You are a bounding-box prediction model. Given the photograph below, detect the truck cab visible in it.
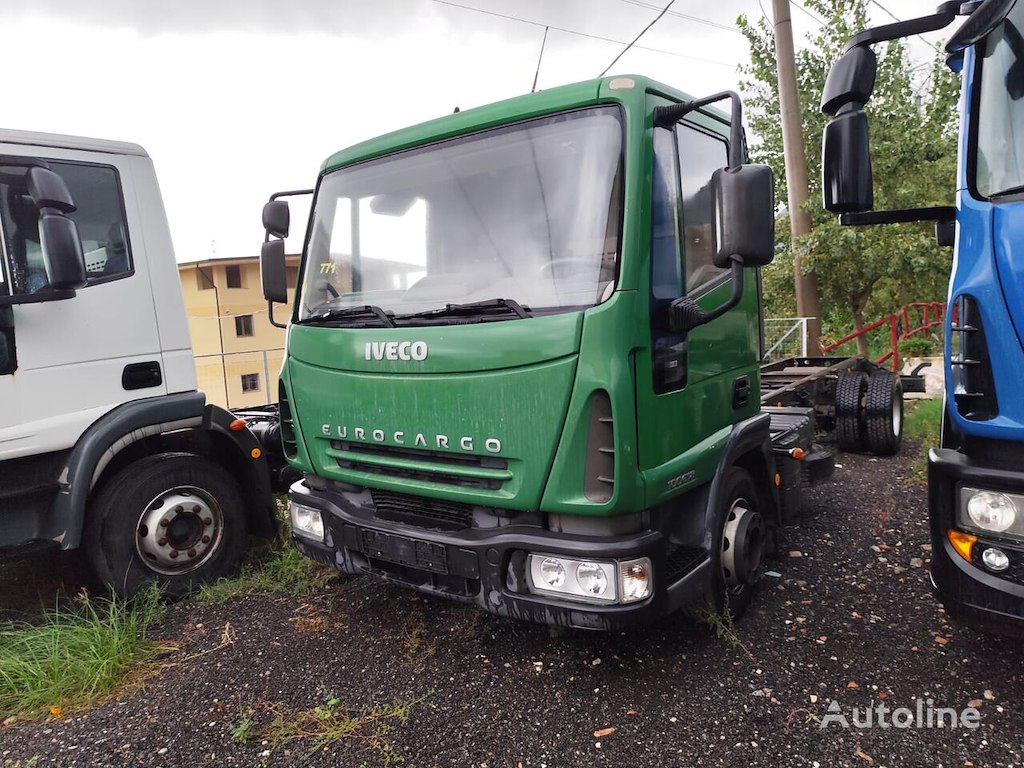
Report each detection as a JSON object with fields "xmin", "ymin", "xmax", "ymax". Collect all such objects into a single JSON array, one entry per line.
[
  {"xmin": 265, "ymin": 76, "xmax": 806, "ymax": 630},
  {"xmin": 0, "ymin": 130, "xmax": 275, "ymax": 597},
  {"xmin": 821, "ymin": 0, "xmax": 1024, "ymax": 633}
]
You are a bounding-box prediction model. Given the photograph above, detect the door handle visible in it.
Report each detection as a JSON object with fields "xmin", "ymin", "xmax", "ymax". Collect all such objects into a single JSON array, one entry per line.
[{"xmin": 122, "ymin": 361, "xmax": 162, "ymax": 390}]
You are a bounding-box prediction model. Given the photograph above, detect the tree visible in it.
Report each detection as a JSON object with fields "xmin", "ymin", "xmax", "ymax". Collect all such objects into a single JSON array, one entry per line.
[{"xmin": 738, "ymin": 0, "xmax": 959, "ymax": 355}]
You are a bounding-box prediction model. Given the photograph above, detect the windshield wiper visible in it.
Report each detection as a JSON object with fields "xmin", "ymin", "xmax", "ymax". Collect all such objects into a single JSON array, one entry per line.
[
  {"xmin": 303, "ymin": 304, "xmax": 396, "ymax": 328},
  {"xmin": 395, "ymin": 298, "xmax": 531, "ymax": 322}
]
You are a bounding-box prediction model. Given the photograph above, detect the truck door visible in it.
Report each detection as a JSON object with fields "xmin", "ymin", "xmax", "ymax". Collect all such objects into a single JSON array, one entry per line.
[
  {"xmin": 0, "ymin": 151, "xmax": 166, "ymax": 461},
  {"xmin": 636, "ymin": 118, "xmax": 761, "ymax": 474}
]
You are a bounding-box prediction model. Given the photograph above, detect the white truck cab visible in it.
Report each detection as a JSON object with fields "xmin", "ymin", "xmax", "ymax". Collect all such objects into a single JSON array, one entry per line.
[{"xmin": 0, "ymin": 130, "xmax": 277, "ymax": 597}]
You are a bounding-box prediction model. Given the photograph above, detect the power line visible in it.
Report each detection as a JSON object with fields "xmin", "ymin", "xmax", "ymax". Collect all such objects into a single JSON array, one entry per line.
[
  {"xmin": 616, "ymin": 0, "xmax": 741, "ymax": 35},
  {"xmin": 600, "ymin": 0, "xmax": 678, "ymax": 77},
  {"xmin": 788, "ymin": 0, "xmax": 824, "ymax": 27},
  {"xmin": 431, "ymin": 0, "xmax": 734, "ymax": 68}
]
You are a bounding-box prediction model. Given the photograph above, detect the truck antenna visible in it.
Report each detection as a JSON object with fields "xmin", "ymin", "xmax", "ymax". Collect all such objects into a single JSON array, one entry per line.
[
  {"xmin": 599, "ymin": 0, "xmax": 676, "ymax": 77},
  {"xmin": 531, "ymin": 26, "xmax": 550, "ymax": 93}
]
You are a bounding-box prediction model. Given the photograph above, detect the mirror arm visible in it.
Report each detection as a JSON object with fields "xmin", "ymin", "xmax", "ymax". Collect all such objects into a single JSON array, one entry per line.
[
  {"xmin": 845, "ymin": 1, "xmax": 960, "ymax": 51},
  {"xmin": 267, "ymin": 300, "xmax": 287, "ymax": 330},
  {"xmin": 654, "ymin": 91, "xmax": 745, "ymax": 168},
  {"xmin": 669, "ymin": 258, "xmax": 745, "ymax": 334}
]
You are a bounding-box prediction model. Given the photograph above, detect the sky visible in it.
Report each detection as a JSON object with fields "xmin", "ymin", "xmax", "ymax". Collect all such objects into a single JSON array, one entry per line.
[{"xmin": 0, "ymin": 0, "xmax": 948, "ymax": 261}]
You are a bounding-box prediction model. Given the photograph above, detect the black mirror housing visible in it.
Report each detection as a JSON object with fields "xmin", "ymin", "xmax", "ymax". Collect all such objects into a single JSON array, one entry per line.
[
  {"xmin": 39, "ymin": 212, "xmax": 86, "ymax": 289},
  {"xmin": 262, "ymin": 200, "xmax": 290, "ymax": 239},
  {"xmin": 711, "ymin": 164, "xmax": 775, "ymax": 268},
  {"xmin": 822, "ymin": 109, "xmax": 873, "ymax": 213},
  {"xmin": 27, "ymin": 167, "xmax": 76, "ymax": 214},
  {"xmin": 821, "ymin": 46, "xmax": 877, "ymax": 117},
  {"xmin": 261, "ymin": 238, "xmax": 288, "ymax": 304}
]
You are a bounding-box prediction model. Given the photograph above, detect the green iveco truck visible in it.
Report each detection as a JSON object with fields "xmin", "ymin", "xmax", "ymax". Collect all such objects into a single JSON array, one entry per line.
[{"xmin": 258, "ymin": 75, "xmax": 859, "ymax": 630}]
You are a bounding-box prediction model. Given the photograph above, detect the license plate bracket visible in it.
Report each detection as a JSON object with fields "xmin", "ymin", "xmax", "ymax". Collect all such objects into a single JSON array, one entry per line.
[{"xmin": 360, "ymin": 530, "xmax": 449, "ymax": 575}]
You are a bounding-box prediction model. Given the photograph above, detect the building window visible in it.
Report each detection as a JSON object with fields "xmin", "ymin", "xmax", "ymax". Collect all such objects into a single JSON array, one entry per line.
[
  {"xmin": 234, "ymin": 314, "xmax": 254, "ymax": 337},
  {"xmin": 196, "ymin": 267, "xmax": 214, "ymax": 291},
  {"xmin": 225, "ymin": 264, "xmax": 242, "ymax": 288},
  {"xmin": 286, "ymin": 266, "xmax": 298, "ymax": 289},
  {"xmin": 241, "ymin": 373, "xmax": 260, "ymax": 392}
]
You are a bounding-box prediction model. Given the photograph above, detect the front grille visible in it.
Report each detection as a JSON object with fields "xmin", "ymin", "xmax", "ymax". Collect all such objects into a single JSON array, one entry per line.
[
  {"xmin": 371, "ymin": 489, "xmax": 475, "ymax": 530},
  {"xmin": 950, "ymin": 295, "xmax": 998, "ymax": 421},
  {"xmin": 278, "ymin": 382, "xmax": 298, "ymax": 459},
  {"xmin": 329, "ymin": 441, "xmax": 510, "ymax": 490}
]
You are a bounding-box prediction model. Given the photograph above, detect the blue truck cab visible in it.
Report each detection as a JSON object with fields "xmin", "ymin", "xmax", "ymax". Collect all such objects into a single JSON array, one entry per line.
[{"xmin": 821, "ymin": 0, "xmax": 1024, "ymax": 634}]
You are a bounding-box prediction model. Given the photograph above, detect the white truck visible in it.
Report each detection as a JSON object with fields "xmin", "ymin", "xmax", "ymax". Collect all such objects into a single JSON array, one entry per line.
[{"xmin": 0, "ymin": 130, "xmax": 287, "ymax": 597}]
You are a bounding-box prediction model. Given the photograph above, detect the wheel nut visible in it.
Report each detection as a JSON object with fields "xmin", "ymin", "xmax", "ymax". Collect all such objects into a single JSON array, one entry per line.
[
  {"xmin": 203, "ymin": 517, "xmax": 212, "ymax": 526},
  {"xmin": 174, "ymin": 505, "xmax": 183, "ymax": 513},
  {"xmin": 188, "ymin": 549, "xmax": 197, "ymax": 558},
  {"xmin": 160, "ymin": 519, "xmax": 170, "ymax": 528},
  {"xmin": 158, "ymin": 537, "xmax": 168, "ymax": 547},
  {"xmin": 192, "ymin": 505, "xmax": 201, "ymax": 514},
  {"xmin": 201, "ymin": 535, "xmax": 211, "ymax": 544},
  {"xmin": 169, "ymin": 550, "xmax": 179, "ymax": 559}
]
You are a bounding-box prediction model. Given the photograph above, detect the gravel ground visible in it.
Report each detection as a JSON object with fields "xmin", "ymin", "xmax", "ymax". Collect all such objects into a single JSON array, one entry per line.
[{"xmin": 3, "ymin": 442, "xmax": 1024, "ymax": 768}]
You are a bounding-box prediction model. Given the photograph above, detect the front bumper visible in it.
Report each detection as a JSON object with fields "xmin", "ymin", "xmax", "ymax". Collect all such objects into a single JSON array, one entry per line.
[
  {"xmin": 928, "ymin": 447, "xmax": 1024, "ymax": 636},
  {"xmin": 289, "ymin": 482, "xmax": 712, "ymax": 630}
]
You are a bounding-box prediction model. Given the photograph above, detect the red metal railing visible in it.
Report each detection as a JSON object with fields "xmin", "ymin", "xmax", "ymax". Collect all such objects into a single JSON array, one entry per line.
[{"xmin": 821, "ymin": 301, "xmax": 945, "ymax": 372}]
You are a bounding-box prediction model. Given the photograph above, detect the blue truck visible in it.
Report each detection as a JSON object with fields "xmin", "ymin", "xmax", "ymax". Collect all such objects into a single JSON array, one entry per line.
[{"xmin": 821, "ymin": 0, "xmax": 1024, "ymax": 634}]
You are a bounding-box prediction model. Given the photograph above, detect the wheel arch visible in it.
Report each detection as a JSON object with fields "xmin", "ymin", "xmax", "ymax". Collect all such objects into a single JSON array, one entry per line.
[{"xmin": 58, "ymin": 394, "xmax": 276, "ymax": 549}]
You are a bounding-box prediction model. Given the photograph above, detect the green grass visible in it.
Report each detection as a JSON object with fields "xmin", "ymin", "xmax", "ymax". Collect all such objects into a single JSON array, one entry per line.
[
  {"xmin": 196, "ymin": 544, "xmax": 334, "ymax": 605},
  {"xmin": 903, "ymin": 397, "xmax": 943, "ymax": 478},
  {"xmin": 235, "ymin": 693, "xmax": 421, "ymax": 762},
  {"xmin": 0, "ymin": 588, "xmax": 166, "ymax": 719}
]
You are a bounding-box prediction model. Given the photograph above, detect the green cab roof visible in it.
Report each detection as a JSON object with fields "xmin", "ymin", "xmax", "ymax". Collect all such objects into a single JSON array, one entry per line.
[{"xmin": 319, "ymin": 74, "xmax": 729, "ymax": 174}]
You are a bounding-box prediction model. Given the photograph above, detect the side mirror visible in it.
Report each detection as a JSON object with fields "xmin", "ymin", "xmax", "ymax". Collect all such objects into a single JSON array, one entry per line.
[
  {"xmin": 822, "ymin": 109, "xmax": 873, "ymax": 213},
  {"xmin": 711, "ymin": 164, "xmax": 775, "ymax": 268},
  {"xmin": 39, "ymin": 213, "xmax": 86, "ymax": 289},
  {"xmin": 261, "ymin": 238, "xmax": 287, "ymax": 305},
  {"xmin": 262, "ymin": 200, "xmax": 290, "ymax": 239},
  {"xmin": 820, "ymin": 46, "xmax": 877, "ymax": 117}
]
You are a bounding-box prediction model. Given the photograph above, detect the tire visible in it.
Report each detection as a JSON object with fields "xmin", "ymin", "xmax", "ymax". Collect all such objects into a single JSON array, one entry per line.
[
  {"xmin": 864, "ymin": 371, "xmax": 904, "ymax": 456},
  {"xmin": 835, "ymin": 371, "xmax": 868, "ymax": 453},
  {"xmin": 84, "ymin": 453, "xmax": 248, "ymax": 599},
  {"xmin": 704, "ymin": 467, "xmax": 766, "ymax": 619}
]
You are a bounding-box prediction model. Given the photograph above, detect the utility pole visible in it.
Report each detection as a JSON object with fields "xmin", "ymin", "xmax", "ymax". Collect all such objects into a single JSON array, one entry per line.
[{"xmin": 772, "ymin": 0, "xmax": 823, "ymax": 354}]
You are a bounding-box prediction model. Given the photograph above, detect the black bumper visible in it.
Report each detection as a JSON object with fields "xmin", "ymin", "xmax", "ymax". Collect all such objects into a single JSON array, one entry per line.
[
  {"xmin": 288, "ymin": 482, "xmax": 712, "ymax": 631},
  {"xmin": 928, "ymin": 447, "xmax": 1024, "ymax": 636}
]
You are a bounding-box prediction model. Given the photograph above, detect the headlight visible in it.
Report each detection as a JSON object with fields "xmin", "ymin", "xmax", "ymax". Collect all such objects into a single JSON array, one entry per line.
[
  {"xmin": 526, "ymin": 554, "xmax": 653, "ymax": 605},
  {"xmin": 958, "ymin": 487, "xmax": 1024, "ymax": 541},
  {"xmin": 290, "ymin": 501, "xmax": 325, "ymax": 541}
]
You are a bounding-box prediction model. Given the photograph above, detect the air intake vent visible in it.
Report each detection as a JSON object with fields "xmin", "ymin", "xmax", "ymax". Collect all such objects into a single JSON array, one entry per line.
[
  {"xmin": 278, "ymin": 381, "xmax": 298, "ymax": 458},
  {"xmin": 584, "ymin": 390, "xmax": 615, "ymax": 503},
  {"xmin": 950, "ymin": 295, "xmax": 998, "ymax": 421},
  {"xmin": 371, "ymin": 489, "xmax": 474, "ymax": 530}
]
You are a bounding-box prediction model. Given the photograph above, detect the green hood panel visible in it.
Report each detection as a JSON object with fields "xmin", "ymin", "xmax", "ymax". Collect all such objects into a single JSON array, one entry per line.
[
  {"xmin": 288, "ymin": 312, "xmax": 582, "ymax": 374},
  {"xmin": 289, "ymin": 350, "xmax": 579, "ymax": 510}
]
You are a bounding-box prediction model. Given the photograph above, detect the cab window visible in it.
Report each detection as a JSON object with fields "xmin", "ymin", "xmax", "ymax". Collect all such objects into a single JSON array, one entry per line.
[{"xmin": 0, "ymin": 160, "xmax": 131, "ymax": 295}]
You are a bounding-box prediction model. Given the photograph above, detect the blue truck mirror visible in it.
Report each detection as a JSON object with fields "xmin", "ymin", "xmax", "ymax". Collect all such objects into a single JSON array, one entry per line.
[{"xmin": 822, "ymin": 109, "xmax": 874, "ymax": 214}]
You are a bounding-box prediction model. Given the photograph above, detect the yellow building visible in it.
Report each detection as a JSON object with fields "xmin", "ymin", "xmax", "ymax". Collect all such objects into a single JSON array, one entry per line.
[{"xmin": 177, "ymin": 255, "xmax": 300, "ymax": 409}]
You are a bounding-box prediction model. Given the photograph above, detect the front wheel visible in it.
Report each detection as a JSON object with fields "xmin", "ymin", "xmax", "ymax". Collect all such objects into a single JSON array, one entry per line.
[
  {"xmin": 85, "ymin": 453, "xmax": 248, "ymax": 599},
  {"xmin": 704, "ymin": 467, "xmax": 766, "ymax": 619}
]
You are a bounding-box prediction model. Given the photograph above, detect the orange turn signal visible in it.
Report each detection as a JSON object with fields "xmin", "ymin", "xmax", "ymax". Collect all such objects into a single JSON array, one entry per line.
[
  {"xmin": 774, "ymin": 473, "xmax": 781, "ymax": 487},
  {"xmin": 947, "ymin": 529, "xmax": 977, "ymax": 563},
  {"xmin": 250, "ymin": 447, "xmax": 262, "ymax": 459},
  {"xmin": 229, "ymin": 418, "xmax": 247, "ymax": 432},
  {"xmin": 789, "ymin": 447, "xmax": 806, "ymax": 460}
]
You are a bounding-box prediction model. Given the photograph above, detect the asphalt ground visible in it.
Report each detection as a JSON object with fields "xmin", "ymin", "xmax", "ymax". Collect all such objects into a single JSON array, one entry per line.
[{"xmin": 2, "ymin": 441, "xmax": 1024, "ymax": 768}]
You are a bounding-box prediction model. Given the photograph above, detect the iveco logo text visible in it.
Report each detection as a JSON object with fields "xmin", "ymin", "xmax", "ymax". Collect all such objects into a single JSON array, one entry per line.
[
  {"xmin": 364, "ymin": 341, "xmax": 428, "ymax": 361},
  {"xmin": 323, "ymin": 424, "xmax": 502, "ymax": 454}
]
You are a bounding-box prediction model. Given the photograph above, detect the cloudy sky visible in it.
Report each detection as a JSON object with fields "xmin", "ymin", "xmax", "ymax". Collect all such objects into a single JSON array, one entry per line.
[{"xmin": 2, "ymin": 0, "xmax": 946, "ymax": 260}]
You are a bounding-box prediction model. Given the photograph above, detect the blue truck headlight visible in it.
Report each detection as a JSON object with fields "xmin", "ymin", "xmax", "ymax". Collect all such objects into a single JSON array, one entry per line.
[
  {"xmin": 526, "ymin": 554, "xmax": 653, "ymax": 605},
  {"xmin": 290, "ymin": 501, "xmax": 325, "ymax": 542},
  {"xmin": 959, "ymin": 487, "xmax": 1023, "ymax": 540}
]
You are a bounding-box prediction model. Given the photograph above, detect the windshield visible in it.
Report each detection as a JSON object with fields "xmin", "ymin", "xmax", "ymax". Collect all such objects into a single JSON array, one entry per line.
[
  {"xmin": 298, "ymin": 106, "xmax": 623, "ymax": 324},
  {"xmin": 975, "ymin": 0, "xmax": 1024, "ymax": 197}
]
